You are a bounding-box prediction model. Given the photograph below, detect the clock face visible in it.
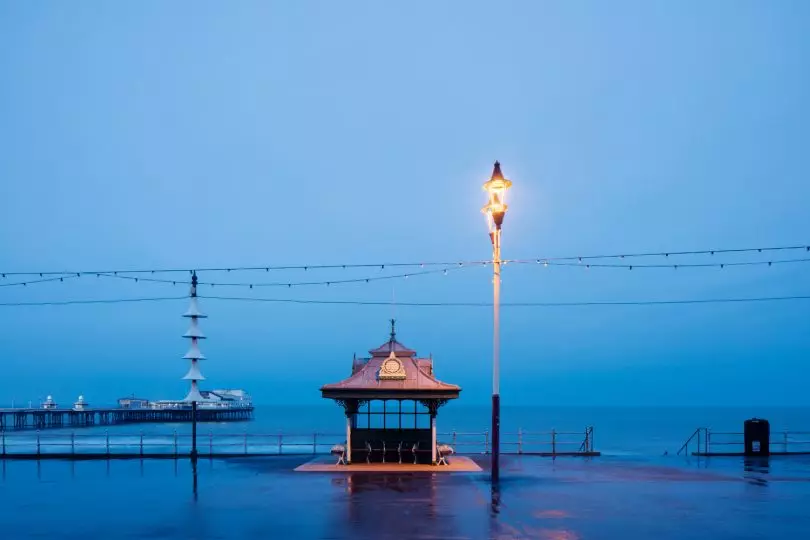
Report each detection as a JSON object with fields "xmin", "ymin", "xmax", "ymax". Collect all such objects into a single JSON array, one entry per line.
[{"xmin": 383, "ymin": 358, "xmax": 401, "ymax": 374}]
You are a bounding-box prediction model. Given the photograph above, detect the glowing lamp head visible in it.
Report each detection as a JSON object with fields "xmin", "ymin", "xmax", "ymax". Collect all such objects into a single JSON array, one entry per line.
[{"xmin": 482, "ymin": 161, "xmax": 512, "ymax": 232}]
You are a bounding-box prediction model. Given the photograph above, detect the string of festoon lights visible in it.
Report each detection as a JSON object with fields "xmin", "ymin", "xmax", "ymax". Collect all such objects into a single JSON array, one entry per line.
[
  {"xmin": 2, "ymin": 294, "xmax": 810, "ymax": 308},
  {"xmin": 0, "ymin": 243, "xmax": 808, "ymax": 289}
]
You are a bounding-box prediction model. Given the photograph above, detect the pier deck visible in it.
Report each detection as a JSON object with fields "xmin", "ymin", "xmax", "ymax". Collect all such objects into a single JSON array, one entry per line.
[{"xmin": 0, "ymin": 407, "xmax": 253, "ymax": 431}]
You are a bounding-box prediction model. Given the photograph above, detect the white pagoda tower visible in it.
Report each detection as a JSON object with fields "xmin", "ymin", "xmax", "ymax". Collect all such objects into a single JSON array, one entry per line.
[{"xmin": 182, "ymin": 271, "xmax": 206, "ymax": 403}]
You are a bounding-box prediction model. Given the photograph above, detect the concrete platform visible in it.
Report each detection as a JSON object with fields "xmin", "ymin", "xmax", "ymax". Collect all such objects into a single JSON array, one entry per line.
[{"xmin": 295, "ymin": 455, "xmax": 482, "ymax": 473}]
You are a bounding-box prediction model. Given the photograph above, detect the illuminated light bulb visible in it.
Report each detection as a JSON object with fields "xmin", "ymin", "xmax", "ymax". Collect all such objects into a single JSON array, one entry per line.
[{"xmin": 482, "ymin": 161, "xmax": 512, "ymax": 232}]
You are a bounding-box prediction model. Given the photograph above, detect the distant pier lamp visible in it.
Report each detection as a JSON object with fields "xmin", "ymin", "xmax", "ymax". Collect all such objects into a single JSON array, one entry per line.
[{"xmin": 481, "ymin": 161, "xmax": 512, "ymax": 483}]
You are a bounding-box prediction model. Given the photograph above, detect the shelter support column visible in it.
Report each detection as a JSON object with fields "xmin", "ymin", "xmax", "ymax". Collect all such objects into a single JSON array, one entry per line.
[
  {"xmin": 346, "ymin": 414, "xmax": 352, "ymax": 464},
  {"xmin": 341, "ymin": 399, "xmax": 359, "ymax": 464},
  {"xmin": 431, "ymin": 413, "xmax": 437, "ymax": 464}
]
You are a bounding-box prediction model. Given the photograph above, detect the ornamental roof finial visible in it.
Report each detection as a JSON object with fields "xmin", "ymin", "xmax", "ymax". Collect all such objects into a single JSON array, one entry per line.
[{"xmin": 491, "ymin": 160, "xmax": 504, "ymax": 181}]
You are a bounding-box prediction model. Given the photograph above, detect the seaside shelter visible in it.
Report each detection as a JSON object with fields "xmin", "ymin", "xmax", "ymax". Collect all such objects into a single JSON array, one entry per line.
[{"xmin": 321, "ymin": 321, "xmax": 460, "ymax": 465}]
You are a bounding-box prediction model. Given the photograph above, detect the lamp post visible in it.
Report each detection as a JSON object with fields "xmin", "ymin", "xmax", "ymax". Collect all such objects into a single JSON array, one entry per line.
[{"xmin": 482, "ymin": 161, "xmax": 512, "ymax": 483}]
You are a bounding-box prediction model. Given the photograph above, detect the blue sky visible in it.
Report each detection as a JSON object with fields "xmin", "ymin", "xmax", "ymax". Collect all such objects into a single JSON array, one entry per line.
[{"xmin": 0, "ymin": 1, "xmax": 808, "ymax": 406}]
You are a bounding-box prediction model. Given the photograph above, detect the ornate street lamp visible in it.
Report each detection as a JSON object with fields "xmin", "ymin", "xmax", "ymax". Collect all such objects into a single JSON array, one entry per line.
[{"xmin": 482, "ymin": 161, "xmax": 512, "ymax": 483}]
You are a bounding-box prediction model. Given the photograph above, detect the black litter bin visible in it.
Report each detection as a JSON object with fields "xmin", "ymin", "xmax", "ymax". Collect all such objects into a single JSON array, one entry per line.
[{"xmin": 744, "ymin": 418, "xmax": 770, "ymax": 456}]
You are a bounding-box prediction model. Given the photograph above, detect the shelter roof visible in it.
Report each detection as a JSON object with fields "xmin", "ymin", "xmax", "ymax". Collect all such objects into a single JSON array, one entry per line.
[{"xmin": 321, "ymin": 321, "xmax": 460, "ymax": 400}]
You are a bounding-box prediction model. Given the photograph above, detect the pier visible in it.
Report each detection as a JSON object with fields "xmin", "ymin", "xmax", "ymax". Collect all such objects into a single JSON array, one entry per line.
[{"xmin": 0, "ymin": 406, "xmax": 253, "ymax": 431}]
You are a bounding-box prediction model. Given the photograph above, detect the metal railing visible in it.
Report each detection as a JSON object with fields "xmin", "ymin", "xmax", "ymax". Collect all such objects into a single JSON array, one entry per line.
[
  {"xmin": 442, "ymin": 427, "xmax": 594, "ymax": 455},
  {"xmin": 0, "ymin": 430, "xmax": 344, "ymax": 457},
  {"xmin": 677, "ymin": 428, "xmax": 810, "ymax": 456},
  {"xmin": 0, "ymin": 426, "xmax": 596, "ymax": 458}
]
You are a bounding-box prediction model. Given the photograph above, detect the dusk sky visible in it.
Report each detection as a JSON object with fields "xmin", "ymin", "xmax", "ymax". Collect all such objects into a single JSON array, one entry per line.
[{"xmin": 1, "ymin": 1, "xmax": 808, "ymax": 406}]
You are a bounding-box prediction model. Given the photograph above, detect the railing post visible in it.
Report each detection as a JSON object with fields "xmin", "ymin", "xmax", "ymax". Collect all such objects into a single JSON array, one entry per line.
[
  {"xmin": 697, "ymin": 429, "xmax": 701, "ymax": 455},
  {"xmin": 313, "ymin": 432, "xmax": 317, "ymax": 454},
  {"xmin": 106, "ymin": 430, "xmax": 109, "ymax": 455},
  {"xmin": 139, "ymin": 431, "xmax": 143, "ymax": 456},
  {"xmin": 590, "ymin": 427, "xmax": 594, "ymax": 452},
  {"xmin": 173, "ymin": 430, "xmax": 178, "ymax": 457},
  {"xmin": 244, "ymin": 432, "xmax": 248, "ymax": 455},
  {"xmin": 209, "ymin": 431, "xmax": 213, "ymax": 455},
  {"xmin": 518, "ymin": 428, "xmax": 523, "ymax": 454},
  {"xmin": 706, "ymin": 429, "xmax": 711, "ymax": 454},
  {"xmin": 452, "ymin": 430, "xmax": 457, "ymax": 448},
  {"xmin": 71, "ymin": 432, "xmax": 75, "ymax": 455},
  {"xmin": 278, "ymin": 432, "xmax": 283, "ymax": 455},
  {"xmin": 37, "ymin": 430, "xmax": 40, "ymax": 456},
  {"xmin": 1, "ymin": 430, "xmax": 5, "ymax": 456},
  {"xmin": 552, "ymin": 429, "xmax": 556, "ymax": 455},
  {"xmin": 484, "ymin": 430, "xmax": 489, "ymax": 454}
]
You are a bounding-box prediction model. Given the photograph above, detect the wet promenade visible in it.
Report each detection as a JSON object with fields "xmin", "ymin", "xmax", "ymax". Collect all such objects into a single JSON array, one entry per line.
[{"xmin": 1, "ymin": 455, "xmax": 808, "ymax": 539}]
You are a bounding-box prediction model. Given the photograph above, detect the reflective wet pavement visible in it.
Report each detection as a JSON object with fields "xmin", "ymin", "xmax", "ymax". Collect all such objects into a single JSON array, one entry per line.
[{"xmin": 1, "ymin": 455, "xmax": 808, "ymax": 539}]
